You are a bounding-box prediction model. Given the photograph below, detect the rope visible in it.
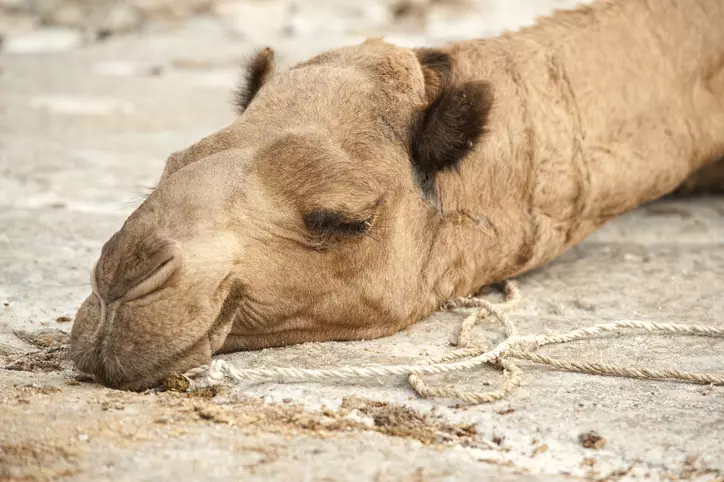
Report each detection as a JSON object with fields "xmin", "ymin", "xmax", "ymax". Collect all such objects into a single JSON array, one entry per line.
[{"xmin": 183, "ymin": 281, "xmax": 724, "ymax": 403}]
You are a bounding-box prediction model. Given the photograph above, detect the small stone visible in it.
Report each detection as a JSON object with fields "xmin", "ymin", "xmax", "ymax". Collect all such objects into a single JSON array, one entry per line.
[
  {"xmin": 56, "ymin": 316, "xmax": 72, "ymax": 323},
  {"xmin": 4, "ymin": 28, "xmax": 82, "ymax": 54},
  {"xmin": 579, "ymin": 431, "xmax": 606, "ymax": 449},
  {"xmin": 532, "ymin": 443, "xmax": 549, "ymax": 456},
  {"xmin": 101, "ymin": 401, "xmax": 125, "ymax": 411},
  {"xmin": 195, "ymin": 404, "xmax": 233, "ymax": 424},
  {"xmin": 495, "ymin": 408, "xmax": 515, "ymax": 415},
  {"xmin": 73, "ymin": 372, "xmax": 95, "ymax": 383},
  {"xmin": 78, "ymin": 433, "xmax": 89, "ymax": 441}
]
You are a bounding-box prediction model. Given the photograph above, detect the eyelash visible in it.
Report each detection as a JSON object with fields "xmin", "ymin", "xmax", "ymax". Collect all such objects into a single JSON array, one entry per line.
[{"xmin": 303, "ymin": 211, "xmax": 371, "ymax": 238}]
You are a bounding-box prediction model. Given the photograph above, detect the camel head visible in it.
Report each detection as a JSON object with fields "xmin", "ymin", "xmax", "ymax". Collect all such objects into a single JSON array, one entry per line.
[{"xmin": 70, "ymin": 39, "xmax": 496, "ymax": 390}]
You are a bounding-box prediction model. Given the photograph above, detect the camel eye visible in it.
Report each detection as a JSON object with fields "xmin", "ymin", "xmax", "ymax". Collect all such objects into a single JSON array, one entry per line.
[{"xmin": 303, "ymin": 210, "xmax": 370, "ymax": 237}]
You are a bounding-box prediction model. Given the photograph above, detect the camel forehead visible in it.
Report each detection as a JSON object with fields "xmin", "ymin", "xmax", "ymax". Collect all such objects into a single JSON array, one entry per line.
[
  {"xmin": 251, "ymin": 131, "xmax": 385, "ymax": 195},
  {"xmin": 214, "ymin": 66, "xmax": 408, "ymax": 163},
  {"xmin": 244, "ymin": 65, "xmax": 380, "ymax": 121}
]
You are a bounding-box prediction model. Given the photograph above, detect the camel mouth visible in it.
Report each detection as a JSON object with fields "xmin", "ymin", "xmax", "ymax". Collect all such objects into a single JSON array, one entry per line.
[
  {"xmin": 71, "ymin": 273, "xmax": 241, "ymax": 391},
  {"xmin": 110, "ymin": 336, "xmax": 212, "ymax": 391},
  {"xmin": 72, "ymin": 328, "xmax": 213, "ymax": 392}
]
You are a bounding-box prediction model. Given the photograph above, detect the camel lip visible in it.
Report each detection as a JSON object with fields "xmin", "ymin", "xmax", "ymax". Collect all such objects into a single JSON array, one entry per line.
[
  {"xmin": 79, "ymin": 348, "xmax": 210, "ymax": 392},
  {"xmin": 70, "ymin": 314, "xmax": 214, "ymax": 391},
  {"xmin": 71, "ymin": 267, "xmax": 239, "ymax": 392},
  {"xmin": 79, "ymin": 370, "xmax": 169, "ymax": 392}
]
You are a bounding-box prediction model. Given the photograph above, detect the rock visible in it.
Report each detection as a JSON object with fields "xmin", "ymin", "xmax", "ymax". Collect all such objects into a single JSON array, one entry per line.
[
  {"xmin": 579, "ymin": 431, "xmax": 607, "ymax": 449},
  {"xmin": 4, "ymin": 27, "xmax": 82, "ymax": 54}
]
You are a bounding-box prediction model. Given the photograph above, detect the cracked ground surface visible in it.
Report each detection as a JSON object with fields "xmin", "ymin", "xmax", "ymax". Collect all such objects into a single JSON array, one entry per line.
[{"xmin": 1, "ymin": 6, "xmax": 723, "ymax": 482}]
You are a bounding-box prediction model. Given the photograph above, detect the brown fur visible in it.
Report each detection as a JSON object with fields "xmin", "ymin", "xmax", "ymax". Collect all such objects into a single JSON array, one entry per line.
[{"xmin": 71, "ymin": 0, "xmax": 724, "ymax": 390}]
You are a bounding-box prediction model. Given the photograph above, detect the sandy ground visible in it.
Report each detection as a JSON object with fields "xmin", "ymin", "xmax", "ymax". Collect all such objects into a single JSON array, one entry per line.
[{"xmin": 1, "ymin": 3, "xmax": 723, "ymax": 481}]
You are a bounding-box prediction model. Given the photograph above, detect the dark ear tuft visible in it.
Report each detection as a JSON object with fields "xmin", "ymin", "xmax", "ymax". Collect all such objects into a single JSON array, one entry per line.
[
  {"xmin": 414, "ymin": 48, "xmax": 453, "ymax": 102},
  {"xmin": 412, "ymin": 80, "xmax": 494, "ymax": 175},
  {"xmin": 234, "ymin": 47, "xmax": 275, "ymax": 115}
]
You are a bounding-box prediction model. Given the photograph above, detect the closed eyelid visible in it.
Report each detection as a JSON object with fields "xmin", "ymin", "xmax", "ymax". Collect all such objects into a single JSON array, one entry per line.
[
  {"xmin": 303, "ymin": 210, "xmax": 368, "ymax": 231},
  {"xmin": 301, "ymin": 197, "xmax": 383, "ymax": 236}
]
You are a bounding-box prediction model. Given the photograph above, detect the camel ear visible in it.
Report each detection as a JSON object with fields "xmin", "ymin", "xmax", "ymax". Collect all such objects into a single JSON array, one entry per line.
[
  {"xmin": 411, "ymin": 49, "xmax": 493, "ymax": 183},
  {"xmin": 234, "ymin": 47, "xmax": 275, "ymax": 114},
  {"xmin": 411, "ymin": 80, "xmax": 494, "ymax": 174}
]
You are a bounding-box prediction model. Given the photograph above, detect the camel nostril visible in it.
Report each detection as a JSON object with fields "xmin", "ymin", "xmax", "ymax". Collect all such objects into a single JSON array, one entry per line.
[
  {"xmin": 94, "ymin": 238, "xmax": 183, "ymax": 303},
  {"xmin": 122, "ymin": 251, "xmax": 182, "ymax": 302}
]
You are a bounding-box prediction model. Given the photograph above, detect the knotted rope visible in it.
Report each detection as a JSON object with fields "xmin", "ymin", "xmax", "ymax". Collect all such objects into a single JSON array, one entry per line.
[{"xmin": 184, "ymin": 281, "xmax": 724, "ymax": 404}]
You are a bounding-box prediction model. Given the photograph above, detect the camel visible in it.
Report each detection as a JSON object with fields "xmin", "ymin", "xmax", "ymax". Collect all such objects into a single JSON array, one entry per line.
[{"xmin": 70, "ymin": 0, "xmax": 724, "ymax": 390}]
